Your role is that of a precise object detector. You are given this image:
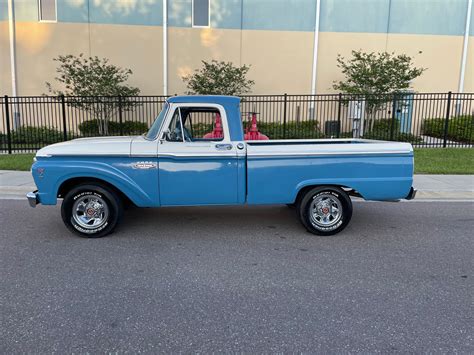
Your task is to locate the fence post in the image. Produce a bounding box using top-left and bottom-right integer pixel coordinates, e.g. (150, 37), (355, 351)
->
(4, 95), (12, 154)
(283, 93), (287, 139)
(390, 93), (397, 141)
(60, 95), (67, 141)
(443, 91), (452, 148)
(337, 93), (342, 138)
(118, 95), (124, 136)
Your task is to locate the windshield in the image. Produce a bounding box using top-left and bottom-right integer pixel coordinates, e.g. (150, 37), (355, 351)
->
(146, 102), (169, 139)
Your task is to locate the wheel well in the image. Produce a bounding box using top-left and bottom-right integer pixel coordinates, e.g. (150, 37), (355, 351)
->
(294, 185), (358, 205)
(57, 177), (134, 206)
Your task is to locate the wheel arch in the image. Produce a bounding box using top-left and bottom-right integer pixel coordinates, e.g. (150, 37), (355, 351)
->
(57, 177), (135, 207)
(293, 184), (359, 206)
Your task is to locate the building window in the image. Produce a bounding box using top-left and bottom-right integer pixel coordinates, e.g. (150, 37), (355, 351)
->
(38, 0), (57, 22)
(192, 0), (210, 27)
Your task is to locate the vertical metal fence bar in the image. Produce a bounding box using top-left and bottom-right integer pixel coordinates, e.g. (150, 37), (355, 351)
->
(337, 93), (342, 138)
(443, 91), (452, 148)
(390, 94), (396, 141)
(118, 96), (123, 136)
(61, 95), (67, 141)
(4, 96), (12, 154)
(283, 93), (287, 139)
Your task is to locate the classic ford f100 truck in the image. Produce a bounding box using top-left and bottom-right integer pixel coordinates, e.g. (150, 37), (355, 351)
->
(28, 95), (416, 238)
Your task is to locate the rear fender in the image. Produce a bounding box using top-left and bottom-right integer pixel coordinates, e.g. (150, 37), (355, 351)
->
(294, 176), (413, 202)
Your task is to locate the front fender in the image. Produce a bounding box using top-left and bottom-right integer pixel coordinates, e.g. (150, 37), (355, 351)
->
(32, 156), (159, 207)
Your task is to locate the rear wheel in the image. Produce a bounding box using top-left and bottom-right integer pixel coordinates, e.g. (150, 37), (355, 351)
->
(298, 186), (352, 236)
(61, 184), (123, 238)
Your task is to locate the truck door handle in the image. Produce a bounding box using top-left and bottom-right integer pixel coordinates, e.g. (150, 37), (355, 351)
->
(215, 144), (233, 151)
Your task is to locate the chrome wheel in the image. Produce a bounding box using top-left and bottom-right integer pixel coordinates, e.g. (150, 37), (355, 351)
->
(72, 195), (109, 230)
(309, 193), (342, 228)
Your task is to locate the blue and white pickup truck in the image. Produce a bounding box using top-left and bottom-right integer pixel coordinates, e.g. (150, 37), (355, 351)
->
(28, 95), (416, 238)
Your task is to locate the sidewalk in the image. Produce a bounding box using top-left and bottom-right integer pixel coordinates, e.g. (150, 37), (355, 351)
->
(0, 170), (473, 201)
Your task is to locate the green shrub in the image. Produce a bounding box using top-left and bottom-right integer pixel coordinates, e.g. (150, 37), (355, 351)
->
(256, 120), (323, 139)
(423, 115), (473, 144)
(78, 119), (148, 136)
(338, 119), (422, 143)
(191, 123), (214, 137)
(372, 118), (399, 132)
(120, 121), (149, 135)
(10, 126), (67, 144)
(363, 118), (422, 143)
(78, 120), (106, 135)
(363, 131), (422, 143)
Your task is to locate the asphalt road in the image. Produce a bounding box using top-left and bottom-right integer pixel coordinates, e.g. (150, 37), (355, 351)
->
(1, 200), (473, 353)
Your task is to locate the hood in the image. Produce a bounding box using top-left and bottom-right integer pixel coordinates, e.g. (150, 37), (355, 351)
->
(36, 136), (135, 157)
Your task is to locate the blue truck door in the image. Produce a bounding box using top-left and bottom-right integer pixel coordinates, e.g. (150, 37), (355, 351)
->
(157, 104), (239, 206)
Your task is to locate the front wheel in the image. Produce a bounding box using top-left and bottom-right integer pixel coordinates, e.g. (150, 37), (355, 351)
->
(61, 184), (123, 238)
(298, 186), (352, 236)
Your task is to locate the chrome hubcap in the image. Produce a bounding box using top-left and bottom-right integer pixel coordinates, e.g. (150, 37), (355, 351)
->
(72, 195), (109, 229)
(309, 193), (342, 228)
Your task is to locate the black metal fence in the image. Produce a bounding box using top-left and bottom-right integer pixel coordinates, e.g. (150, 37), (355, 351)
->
(1, 92), (472, 153)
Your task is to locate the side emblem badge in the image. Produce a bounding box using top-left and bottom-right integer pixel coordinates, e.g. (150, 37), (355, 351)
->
(132, 161), (158, 170)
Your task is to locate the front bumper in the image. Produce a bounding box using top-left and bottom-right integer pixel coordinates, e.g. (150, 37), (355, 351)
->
(27, 190), (39, 207)
(405, 187), (417, 200)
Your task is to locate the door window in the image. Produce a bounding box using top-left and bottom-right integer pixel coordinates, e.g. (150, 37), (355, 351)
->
(165, 107), (224, 142)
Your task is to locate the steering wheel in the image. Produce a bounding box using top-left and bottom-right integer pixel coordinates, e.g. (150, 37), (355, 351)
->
(167, 126), (192, 142)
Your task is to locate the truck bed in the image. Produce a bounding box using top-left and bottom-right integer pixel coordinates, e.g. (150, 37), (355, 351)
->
(245, 139), (414, 204)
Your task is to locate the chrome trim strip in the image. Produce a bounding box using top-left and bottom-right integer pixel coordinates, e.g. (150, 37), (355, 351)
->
(158, 153), (238, 159)
(37, 153), (133, 157)
(37, 154), (160, 158)
(31, 153), (240, 158)
(247, 151), (412, 158)
(37, 151), (411, 159)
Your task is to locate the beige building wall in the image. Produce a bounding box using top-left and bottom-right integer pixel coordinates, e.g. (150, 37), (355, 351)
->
(386, 33), (465, 93)
(316, 32), (388, 93)
(168, 28), (314, 95)
(315, 32), (468, 94)
(11, 22), (91, 95)
(1, 22), (164, 96)
(0, 21), (13, 95)
(463, 38), (474, 93)
(167, 27), (241, 95)
(0, 23), (472, 97)
(240, 30), (314, 94)
(89, 24), (163, 95)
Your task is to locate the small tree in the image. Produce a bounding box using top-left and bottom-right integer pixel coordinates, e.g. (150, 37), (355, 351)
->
(333, 50), (425, 127)
(46, 54), (140, 134)
(183, 60), (254, 95)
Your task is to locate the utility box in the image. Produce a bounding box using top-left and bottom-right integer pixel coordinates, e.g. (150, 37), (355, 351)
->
(325, 120), (340, 137)
(348, 99), (366, 138)
(394, 92), (414, 133)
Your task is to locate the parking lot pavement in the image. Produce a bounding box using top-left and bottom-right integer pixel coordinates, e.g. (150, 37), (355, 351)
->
(0, 199), (473, 352)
